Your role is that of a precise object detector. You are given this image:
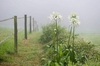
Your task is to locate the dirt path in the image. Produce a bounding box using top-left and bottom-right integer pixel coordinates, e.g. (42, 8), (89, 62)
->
(0, 32), (43, 66)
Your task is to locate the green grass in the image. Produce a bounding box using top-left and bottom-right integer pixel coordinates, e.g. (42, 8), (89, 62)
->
(0, 32), (43, 66)
(0, 27), (43, 66)
(0, 27), (14, 58)
(0, 27), (13, 41)
(0, 27), (24, 59)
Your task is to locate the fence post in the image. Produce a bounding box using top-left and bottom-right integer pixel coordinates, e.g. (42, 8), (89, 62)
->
(33, 18), (34, 31)
(14, 16), (18, 53)
(24, 15), (27, 39)
(30, 16), (32, 33)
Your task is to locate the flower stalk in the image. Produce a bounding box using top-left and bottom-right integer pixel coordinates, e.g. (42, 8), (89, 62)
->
(68, 13), (80, 65)
(68, 13), (80, 48)
(48, 12), (62, 63)
(68, 26), (72, 48)
(72, 26), (75, 50)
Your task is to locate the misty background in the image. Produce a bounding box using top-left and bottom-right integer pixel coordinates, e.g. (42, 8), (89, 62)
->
(0, 0), (100, 33)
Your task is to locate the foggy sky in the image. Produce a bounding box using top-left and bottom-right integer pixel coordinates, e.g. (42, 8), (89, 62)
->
(0, 0), (100, 33)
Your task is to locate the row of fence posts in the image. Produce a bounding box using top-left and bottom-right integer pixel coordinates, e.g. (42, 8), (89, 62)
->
(13, 15), (38, 53)
(0, 14), (38, 53)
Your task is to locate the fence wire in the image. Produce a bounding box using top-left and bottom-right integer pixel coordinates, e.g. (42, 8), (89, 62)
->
(0, 28), (23, 45)
(0, 33), (13, 45)
(0, 15), (35, 45)
(18, 28), (24, 33)
(0, 17), (14, 22)
(17, 17), (24, 19)
(0, 16), (31, 22)
(27, 16), (30, 18)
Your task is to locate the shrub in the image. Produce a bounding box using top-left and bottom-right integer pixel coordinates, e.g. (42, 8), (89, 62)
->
(40, 23), (68, 44)
(74, 38), (100, 63)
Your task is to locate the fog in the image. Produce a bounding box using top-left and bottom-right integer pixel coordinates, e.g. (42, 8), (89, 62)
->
(0, 0), (100, 33)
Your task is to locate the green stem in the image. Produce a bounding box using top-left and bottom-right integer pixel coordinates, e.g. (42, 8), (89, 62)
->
(53, 32), (56, 62)
(56, 20), (58, 51)
(72, 26), (75, 50)
(56, 20), (60, 63)
(68, 26), (72, 48)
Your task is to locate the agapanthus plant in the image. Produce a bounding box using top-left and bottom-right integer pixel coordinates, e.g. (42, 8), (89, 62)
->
(48, 12), (63, 65)
(68, 13), (80, 65)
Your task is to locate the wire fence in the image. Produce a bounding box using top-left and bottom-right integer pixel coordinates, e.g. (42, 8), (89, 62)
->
(17, 17), (24, 19)
(0, 17), (14, 22)
(0, 14), (38, 53)
(0, 17), (14, 44)
(0, 33), (13, 45)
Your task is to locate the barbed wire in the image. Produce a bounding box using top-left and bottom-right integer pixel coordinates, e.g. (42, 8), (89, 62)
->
(0, 17), (14, 22)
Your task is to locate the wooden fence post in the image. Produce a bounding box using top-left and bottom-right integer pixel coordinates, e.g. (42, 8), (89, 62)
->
(24, 15), (27, 39)
(30, 16), (32, 33)
(33, 18), (34, 31)
(14, 16), (18, 53)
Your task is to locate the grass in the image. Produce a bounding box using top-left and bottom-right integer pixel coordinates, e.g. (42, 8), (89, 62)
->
(0, 27), (43, 66)
(0, 27), (14, 58)
(0, 27), (25, 58)
(0, 27), (13, 41)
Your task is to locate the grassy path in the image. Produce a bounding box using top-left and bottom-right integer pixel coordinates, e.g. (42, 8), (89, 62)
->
(0, 32), (43, 66)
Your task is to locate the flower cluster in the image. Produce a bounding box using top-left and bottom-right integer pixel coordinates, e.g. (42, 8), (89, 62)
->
(49, 12), (62, 22)
(68, 13), (80, 26)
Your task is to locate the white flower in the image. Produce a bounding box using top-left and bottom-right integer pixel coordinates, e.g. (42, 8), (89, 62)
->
(48, 12), (63, 22)
(69, 13), (79, 19)
(68, 13), (80, 27)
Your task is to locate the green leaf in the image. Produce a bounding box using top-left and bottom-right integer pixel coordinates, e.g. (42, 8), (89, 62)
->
(69, 49), (76, 63)
(47, 60), (51, 66)
(58, 44), (63, 57)
(55, 62), (59, 66)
